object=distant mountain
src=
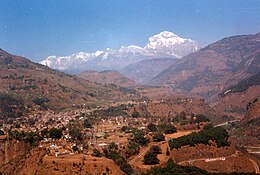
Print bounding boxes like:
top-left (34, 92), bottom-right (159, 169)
top-left (0, 49), bottom-right (138, 117)
top-left (120, 58), bottom-right (177, 83)
top-left (40, 31), bottom-right (199, 73)
top-left (144, 31), bottom-right (199, 58)
top-left (149, 33), bottom-right (260, 103)
top-left (77, 70), bottom-right (137, 87)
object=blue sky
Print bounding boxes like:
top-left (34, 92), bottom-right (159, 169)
top-left (0, 0), bottom-right (259, 62)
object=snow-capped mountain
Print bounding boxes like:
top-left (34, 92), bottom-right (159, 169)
top-left (40, 31), bottom-right (199, 73)
top-left (144, 31), bottom-right (199, 58)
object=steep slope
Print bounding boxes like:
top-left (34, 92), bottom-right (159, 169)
top-left (40, 31), bottom-right (199, 73)
top-left (77, 70), bottom-right (137, 87)
top-left (216, 72), bottom-right (260, 113)
top-left (149, 33), bottom-right (260, 103)
top-left (231, 99), bottom-right (260, 147)
top-left (121, 58), bottom-right (177, 83)
top-left (0, 49), bottom-right (137, 116)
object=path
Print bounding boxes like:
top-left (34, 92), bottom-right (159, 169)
top-left (249, 158), bottom-right (260, 174)
top-left (214, 120), bottom-right (240, 127)
top-left (177, 151), bottom-right (239, 165)
top-left (128, 147), bottom-right (150, 165)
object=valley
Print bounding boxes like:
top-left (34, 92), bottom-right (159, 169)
top-left (0, 32), bottom-right (259, 175)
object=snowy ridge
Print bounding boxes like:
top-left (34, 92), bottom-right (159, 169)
top-left (40, 31), bottom-right (200, 72)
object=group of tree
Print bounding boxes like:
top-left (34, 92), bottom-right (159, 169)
top-left (132, 130), bottom-right (148, 146)
top-left (102, 142), bottom-right (134, 175)
top-left (168, 126), bottom-right (229, 150)
top-left (147, 123), bottom-right (177, 134)
top-left (152, 132), bottom-right (165, 142)
top-left (8, 130), bottom-right (41, 146)
top-left (143, 151), bottom-right (160, 165)
top-left (92, 106), bottom-right (129, 118)
top-left (49, 128), bottom-right (63, 139)
top-left (121, 125), bottom-right (132, 133)
top-left (193, 114), bottom-right (210, 123)
top-left (142, 158), bottom-right (209, 175)
top-left (0, 94), bottom-right (25, 119)
top-left (125, 141), bottom-right (140, 158)
top-left (68, 120), bottom-right (84, 141)
top-left (143, 145), bottom-right (163, 165)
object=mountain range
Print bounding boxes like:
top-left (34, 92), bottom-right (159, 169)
top-left (149, 33), bottom-right (260, 104)
top-left (40, 31), bottom-right (199, 73)
top-left (0, 49), bottom-right (139, 118)
top-left (37, 32), bottom-right (260, 112)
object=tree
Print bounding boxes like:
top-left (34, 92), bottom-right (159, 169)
top-left (49, 128), bottom-right (63, 139)
top-left (194, 114), bottom-right (209, 123)
top-left (72, 145), bottom-right (79, 152)
top-left (203, 123), bottom-right (213, 130)
top-left (132, 111), bottom-right (141, 118)
top-left (41, 128), bottom-right (49, 137)
top-left (153, 132), bottom-right (165, 142)
top-left (92, 149), bottom-right (102, 157)
top-left (166, 147), bottom-right (170, 156)
top-left (69, 127), bottom-right (83, 141)
top-left (158, 124), bottom-right (176, 134)
top-left (133, 130), bottom-right (148, 146)
top-left (150, 145), bottom-right (162, 154)
top-left (179, 111), bottom-right (186, 120)
top-left (143, 151), bottom-right (160, 165)
top-left (147, 123), bottom-right (157, 132)
top-left (83, 119), bottom-right (92, 128)
top-left (121, 125), bottom-right (131, 133)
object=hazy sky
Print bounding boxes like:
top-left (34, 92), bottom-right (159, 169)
top-left (0, 0), bottom-right (259, 62)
